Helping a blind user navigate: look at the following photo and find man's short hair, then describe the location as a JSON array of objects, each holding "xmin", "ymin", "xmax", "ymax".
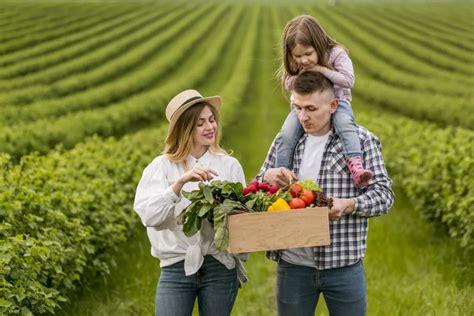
[{"xmin": 293, "ymin": 71, "xmax": 335, "ymax": 96}]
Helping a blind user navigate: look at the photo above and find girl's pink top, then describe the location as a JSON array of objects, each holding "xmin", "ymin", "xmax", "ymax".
[{"xmin": 284, "ymin": 46, "xmax": 354, "ymax": 101}]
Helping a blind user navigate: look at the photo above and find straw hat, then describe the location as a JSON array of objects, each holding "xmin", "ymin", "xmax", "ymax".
[{"xmin": 165, "ymin": 89, "xmax": 222, "ymax": 138}]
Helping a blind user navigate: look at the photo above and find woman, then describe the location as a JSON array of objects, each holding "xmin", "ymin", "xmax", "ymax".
[{"xmin": 134, "ymin": 89, "xmax": 246, "ymax": 316}]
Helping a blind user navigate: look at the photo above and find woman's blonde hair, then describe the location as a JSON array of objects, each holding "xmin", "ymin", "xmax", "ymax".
[
  {"xmin": 277, "ymin": 15, "xmax": 347, "ymax": 89},
  {"xmin": 163, "ymin": 102, "xmax": 227, "ymax": 167}
]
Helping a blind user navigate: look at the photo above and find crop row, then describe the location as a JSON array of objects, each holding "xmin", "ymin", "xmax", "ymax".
[
  {"xmin": 0, "ymin": 5, "xmax": 226, "ymax": 125},
  {"xmin": 313, "ymin": 7, "xmax": 472, "ymax": 97},
  {"xmin": 0, "ymin": 6, "xmax": 172, "ymax": 80},
  {"xmin": 0, "ymin": 2, "xmax": 103, "ymax": 40},
  {"xmin": 312, "ymin": 7, "xmax": 473, "ymax": 86},
  {"xmin": 0, "ymin": 6, "xmax": 244, "ymax": 158},
  {"xmin": 0, "ymin": 3, "xmax": 101, "ymax": 43},
  {"xmin": 354, "ymin": 75, "xmax": 473, "ymax": 129},
  {"xmin": 0, "ymin": 6, "xmax": 191, "ymax": 95},
  {"xmin": 334, "ymin": 7, "xmax": 473, "ymax": 76},
  {"xmin": 306, "ymin": 6, "xmax": 474, "ymax": 128},
  {"xmin": 399, "ymin": 5, "xmax": 474, "ymax": 36},
  {"xmin": 0, "ymin": 4, "xmax": 134, "ymax": 56},
  {"xmin": 0, "ymin": 5, "xmax": 205, "ymax": 108},
  {"xmin": 325, "ymin": 7, "xmax": 474, "ymax": 81},
  {"xmin": 366, "ymin": 6, "xmax": 474, "ymax": 61},
  {"xmin": 0, "ymin": 5, "xmax": 156, "ymax": 69}
]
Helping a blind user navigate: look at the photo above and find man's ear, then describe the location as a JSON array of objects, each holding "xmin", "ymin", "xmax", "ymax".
[{"xmin": 329, "ymin": 98, "xmax": 338, "ymax": 114}]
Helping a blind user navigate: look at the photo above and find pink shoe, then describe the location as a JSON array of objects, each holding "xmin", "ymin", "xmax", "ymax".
[{"xmin": 347, "ymin": 156, "xmax": 373, "ymax": 188}]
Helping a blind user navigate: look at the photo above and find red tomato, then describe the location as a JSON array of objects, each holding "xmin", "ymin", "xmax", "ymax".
[
  {"xmin": 289, "ymin": 197, "xmax": 306, "ymax": 209},
  {"xmin": 301, "ymin": 189, "xmax": 315, "ymax": 206},
  {"xmin": 289, "ymin": 183, "xmax": 303, "ymax": 198}
]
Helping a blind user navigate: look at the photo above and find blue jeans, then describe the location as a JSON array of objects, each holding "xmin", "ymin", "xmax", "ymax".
[
  {"xmin": 275, "ymin": 109, "xmax": 304, "ymax": 169},
  {"xmin": 276, "ymin": 259, "xmax": 366, "ymax": 316},
  {"xmin": 275, "ymin": 100, "xmax": 361, "ymax": 169},
  {"xmin": 155, "ymin": 256, "xmax": 239, "ymax": 316},
  {"xmin": 332, "ymin": 100, "xmax": 361, "ymax": 158}
]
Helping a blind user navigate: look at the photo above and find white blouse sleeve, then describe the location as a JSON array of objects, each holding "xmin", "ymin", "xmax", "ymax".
[
  {"xmin": 133, "ymin": 157, "xmax": 181, "ymax": 230},
  {"xmin": 231, "ymin": 159, "xmax": 247, "ymax": 187}
]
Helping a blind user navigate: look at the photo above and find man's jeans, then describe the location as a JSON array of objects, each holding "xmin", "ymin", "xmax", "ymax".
[
  {"xmin": 276, "ymin": 259, "xmax": 366, "ymax": 316},
  {"xmin": 155, "ymin": 256, "xmax": 239, "ymax": 316}
]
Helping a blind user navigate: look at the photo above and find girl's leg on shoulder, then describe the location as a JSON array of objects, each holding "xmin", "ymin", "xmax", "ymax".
[
  {"xmin": 276, "ymin": 109, "xmax": 304, "ymax": 169},
  {"xmin": 333, "ymin": 100, "xmax": 373, "ymax": 188},
  {"xmin": 155, "ymin": 261, "xmax": 197, "ymax": 316},
  {"xmin": 197, "ymin": 256, "xmax": 239, "ymax": 316},
  {"xmin": 332, "ymin": 100, "xmax": 361, "ymax": 158}
]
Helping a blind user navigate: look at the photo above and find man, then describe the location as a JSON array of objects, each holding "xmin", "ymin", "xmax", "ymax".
[{"xmin": 257, "ymin": 71, "xmax": 394, "ymax": 316}]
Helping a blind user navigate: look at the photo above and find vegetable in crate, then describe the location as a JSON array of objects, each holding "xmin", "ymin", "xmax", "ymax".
[
  {"xmin": 242, "ymin": 180, "xmax": 291, "ymax": 212},
  {"xmin": 288, "ymin": 180, "xmax": 333, "ymax": 208},
  {"xmin": 177, "ymin": 181, "xmax": 247, "ymax": 251}
]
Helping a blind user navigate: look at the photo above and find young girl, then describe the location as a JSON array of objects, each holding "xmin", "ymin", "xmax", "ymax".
[
  {"xmin": 134, "ymin": 89, "xmax": 246, "ymax": 315},
  {"xmin": 276, "ymin": 14, "xmax": 373, "ymax": 188}
]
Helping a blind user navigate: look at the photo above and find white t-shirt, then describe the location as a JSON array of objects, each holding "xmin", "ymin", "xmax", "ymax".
[
  {"xmin": 282, "ymin": 131, "xmax": 331, "ymax": 268},
  {"xmin": 133, "ymin": 150, "xmax": 246, "ymax": 275}
]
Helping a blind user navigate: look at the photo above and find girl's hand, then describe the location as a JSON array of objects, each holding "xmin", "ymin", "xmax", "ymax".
[{"xmin": 306, "ymin": 64, "xmax": 326, "ymax": 73}]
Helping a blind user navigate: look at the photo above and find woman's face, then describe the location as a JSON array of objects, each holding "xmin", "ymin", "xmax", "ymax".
[
  {"xmin": 291, "ymin": 44, "xmax": 318, "ymax": 71},
  {"xmin": 193, "ymin": 106, "xmax": 217, "ymax": 148}
]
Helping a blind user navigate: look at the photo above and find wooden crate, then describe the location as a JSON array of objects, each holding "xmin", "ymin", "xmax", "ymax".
[{"xmin": 227, "ymin": 207, "xmax": 330, "ymax": 253}]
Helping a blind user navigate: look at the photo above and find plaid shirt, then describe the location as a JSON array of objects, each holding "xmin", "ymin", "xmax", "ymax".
[{"xmin": 256, "ymin": 126, "xmax": 394, "ymax": 269}]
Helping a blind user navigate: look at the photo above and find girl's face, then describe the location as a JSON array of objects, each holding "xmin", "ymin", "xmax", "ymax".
[
  {"xmin": 193, "ymin": 106, "xmax": 217, "ymax": 148},
  {"xmin": 291, "ymin": 44, "xmax": 318, "ymax": 71}
]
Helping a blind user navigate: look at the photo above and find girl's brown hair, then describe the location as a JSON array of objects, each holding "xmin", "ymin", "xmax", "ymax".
[
  {"xmin": 277, "ymin": 15, "xmax": 347, "ymax": 88},
  {"xmin": 163, "ymin": 102, "xmax": 227, "ymax": 167}
]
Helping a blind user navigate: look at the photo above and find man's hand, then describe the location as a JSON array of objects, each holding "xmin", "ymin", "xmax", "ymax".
[
  {"xmin": 329, "ymin": 198, "xmax": 355, "ymax": 220},
  {"xmin": 263, "ymin": 167, "xmax": 297, "ymax": 187}
]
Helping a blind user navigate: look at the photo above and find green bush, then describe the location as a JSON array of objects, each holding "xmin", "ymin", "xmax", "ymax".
[
  {"xmin": 359, "ymin": 111, "xmax": 474, "ymax": 253},
  {"xmin": 0, "ymin": 127, "xmax": 164, "ymax": 314}
]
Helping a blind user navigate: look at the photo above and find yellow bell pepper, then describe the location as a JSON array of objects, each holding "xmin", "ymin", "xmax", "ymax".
[{"xmin": 267, "ymin": 198, "xmax": 291, "ymax": 211}]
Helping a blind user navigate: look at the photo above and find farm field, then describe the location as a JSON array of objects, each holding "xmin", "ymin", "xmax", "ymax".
[{"xmin": 0, "ymin": 1, "xmax": 473, "ymax": 315}]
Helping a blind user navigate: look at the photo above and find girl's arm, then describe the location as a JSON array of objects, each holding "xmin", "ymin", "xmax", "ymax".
[
  {"xmin": 310, "ymin": 48, "xmax": 355, "ymax": 89},
  {"xmin": 283, "ymin": 73, "xmax": 296, "ymax": 91}
]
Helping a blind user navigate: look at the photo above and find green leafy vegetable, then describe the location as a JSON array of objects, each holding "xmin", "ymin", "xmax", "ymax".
[
  {"xmin": 297, "ymin": 179, "xmax": 321, "ymax": 192},
  {"xmin": 179, "ymin": 181, "xmax": 248, "ymax": 250}
]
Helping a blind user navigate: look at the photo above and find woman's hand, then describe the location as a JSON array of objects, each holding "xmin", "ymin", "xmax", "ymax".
[
  {"xmin": 181, "ymin": 165, "xmax": 219, "ymax": 183},
  {"xmin": 172, "ymin": 165, "xmax": 219, "ymax": 196}
]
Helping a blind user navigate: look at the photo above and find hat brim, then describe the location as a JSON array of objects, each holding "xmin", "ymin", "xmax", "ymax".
[{"xmin": 166, "ymin": 95, "xmax": 222, "ymax": 139}]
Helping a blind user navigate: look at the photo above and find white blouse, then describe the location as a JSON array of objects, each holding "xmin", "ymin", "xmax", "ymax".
[{"xmin": 133, "ymin": 150, "xmax": 246, "ymax": 276}]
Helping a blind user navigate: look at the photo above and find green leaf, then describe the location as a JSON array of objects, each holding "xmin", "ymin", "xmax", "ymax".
[
  {"xmin": 177, "ymin": 201, "xmax": 196, "ymax": 225},
  {"xmin": 183, "ymin": 211, "xmax": 201, "ymax": 237},
  {"xmin": 213, "ymin": 206, "xmax": 229, "ymax": 251},
  {"xmin": 197, "ymin": 204, "xmax": 213, "ymax": 217},
  {"xmin": 245, "ymin": 199, "xmax": 255, "ymax": 209},
  {"xmin": 182, "ymin": 189, "xmax": 203, "ymax": 200},
  {"xmin": 203, "ymin": 185, "xmax": 214, "ymax": 204},
  {"xmin": 0, "ymin": 298, "xmax": 12, "ymax": 308}
]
